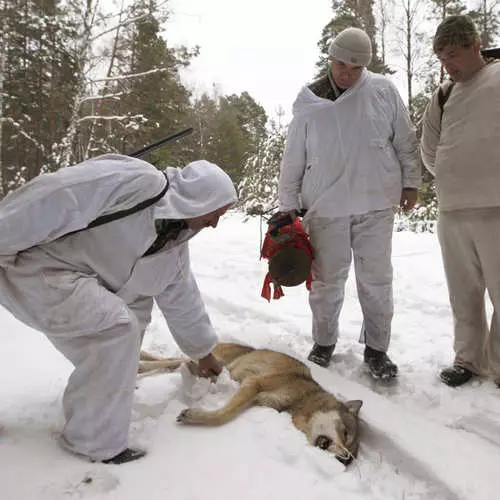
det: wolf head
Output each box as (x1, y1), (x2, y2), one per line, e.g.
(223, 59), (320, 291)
(308, 399), (363, 465)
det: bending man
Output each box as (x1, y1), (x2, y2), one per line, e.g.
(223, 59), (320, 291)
(0, 154), (237, 463)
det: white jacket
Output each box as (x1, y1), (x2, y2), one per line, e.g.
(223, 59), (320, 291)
(279, 70), (420, 219)
(0, 155), (237, 359)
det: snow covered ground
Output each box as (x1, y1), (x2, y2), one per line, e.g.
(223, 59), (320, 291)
(2, 211), (500, 500)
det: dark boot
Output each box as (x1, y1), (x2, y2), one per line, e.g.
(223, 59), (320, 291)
(364, 346), (398, 380)
(440, 364), (474, 387)
(101, 448), (146, 464)
(308, 343), (335, 367)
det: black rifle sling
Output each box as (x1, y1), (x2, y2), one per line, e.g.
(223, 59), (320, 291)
(438, 82), (454, 123)
(65, 171), (169, 237)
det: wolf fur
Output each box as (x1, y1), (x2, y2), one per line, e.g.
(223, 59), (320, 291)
(139, 342), (363, 465)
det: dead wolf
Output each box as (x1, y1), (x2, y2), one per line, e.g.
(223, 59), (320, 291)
(139, 342), (363, 465)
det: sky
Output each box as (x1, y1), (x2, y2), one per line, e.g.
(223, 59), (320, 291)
(2, 212), (500, 500)
(162, 0), (500, 121)
(164, 0), (334, 120)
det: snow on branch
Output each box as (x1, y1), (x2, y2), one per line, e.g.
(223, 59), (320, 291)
(90, 13), (151, 42)
(0, 117), (45, 153)
(92, 67), (169, 82)
(90, 2), (170, 44)
(77, 114), (146, 123)
(79, 91), (128, 104)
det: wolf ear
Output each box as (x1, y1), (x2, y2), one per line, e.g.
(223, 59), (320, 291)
(345, 400), (363, 416)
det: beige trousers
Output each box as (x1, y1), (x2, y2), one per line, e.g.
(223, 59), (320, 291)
(438, 207), (500, 381)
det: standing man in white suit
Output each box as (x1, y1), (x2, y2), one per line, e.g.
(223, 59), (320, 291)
(278, 28), (420, 377)
(0, 154), (237, 463)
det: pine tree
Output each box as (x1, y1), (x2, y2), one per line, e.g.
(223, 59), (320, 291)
(94, 0), (195, 167)
(468, 0), (500, 49)
(189, 90), (268, 186)
(208, 98), (248, 186)
(315, 0), (391, 78)
(224, 91), (267, 158)
(238, 115), (287, 215)
(0, 0), (79, 192)
(398, 0), (468, 233)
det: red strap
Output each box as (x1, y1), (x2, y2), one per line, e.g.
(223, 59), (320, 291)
(261, 273), (285, 302)
(261, 273), (272, 302)
(273, 284), (284, 300)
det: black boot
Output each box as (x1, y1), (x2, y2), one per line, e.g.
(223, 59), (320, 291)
(364, 346), (398, 380)
(440, 364), (474, 387)
(308, 343), (335, 367)
(101, 448), (146, 464)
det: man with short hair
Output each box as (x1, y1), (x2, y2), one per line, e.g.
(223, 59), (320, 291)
(421, 15), (500, 388)
(278, 27), (420, 378)
(0, 154), (237, 462)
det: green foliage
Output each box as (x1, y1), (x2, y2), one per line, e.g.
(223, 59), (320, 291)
(428, 0), (467, 21)
(468, 2), (500, 49)
(1, 0), (79, 190)
(225, 91), (267, 155)
(188, 91), (268, 187)
(207, 99), (248, 186)
(2, 0), (498, 227)
(315, 0), (391, 78)
(87, 0), (195, 167)
(395, 182), (438, 233)
(0, 0), (268, 193)
(238, 117), (286, 214)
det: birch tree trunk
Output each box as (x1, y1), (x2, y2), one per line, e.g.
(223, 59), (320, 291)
(55, 0), (100, 169)
(84, 0), (126, 158)
(0, 0), (6, 195)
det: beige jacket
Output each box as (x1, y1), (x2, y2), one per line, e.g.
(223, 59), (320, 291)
(421, 61), (500, 211)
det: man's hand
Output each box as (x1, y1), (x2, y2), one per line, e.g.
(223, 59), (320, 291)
(268, 210), (298, 235)
(400, 188), (418, 213)
(197, 352), (222, 379)
(282, 210), (298, 221)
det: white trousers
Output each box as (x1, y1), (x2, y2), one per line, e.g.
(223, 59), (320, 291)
(438, 208), (500, 381)
(307, 209), (394, 351)
(0, 247), (158, 461)
(48, 295), (153, 461)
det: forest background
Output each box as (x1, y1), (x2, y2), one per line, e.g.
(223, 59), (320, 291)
(0, 0), (499, 231)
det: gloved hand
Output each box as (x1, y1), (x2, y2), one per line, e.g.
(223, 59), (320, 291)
(268, 210), (298, 236)
(197, 352), (222, 379)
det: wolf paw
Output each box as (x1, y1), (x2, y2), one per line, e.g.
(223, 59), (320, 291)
(176, 408), (203, 424)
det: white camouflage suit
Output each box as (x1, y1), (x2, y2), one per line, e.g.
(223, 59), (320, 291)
(279, 69), (420, 351)
(0, 154), (237, 460)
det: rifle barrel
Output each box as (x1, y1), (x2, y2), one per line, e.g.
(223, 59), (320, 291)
(128, 127), (194, 158)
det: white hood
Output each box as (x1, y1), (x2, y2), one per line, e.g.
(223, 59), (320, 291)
(291, 69), (370, 118)
(155, 160), (238, 219)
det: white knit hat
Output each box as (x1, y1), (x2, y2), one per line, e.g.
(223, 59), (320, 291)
(328, 27), (372, 67)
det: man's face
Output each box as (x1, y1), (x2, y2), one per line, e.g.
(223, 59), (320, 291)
(186, 203), (232, 231)
(436, 42), (481, 82)
(330, 58), (364, 89)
